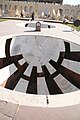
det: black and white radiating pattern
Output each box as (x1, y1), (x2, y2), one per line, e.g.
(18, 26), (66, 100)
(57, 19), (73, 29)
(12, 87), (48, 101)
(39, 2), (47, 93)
(0, 35), (80, 95)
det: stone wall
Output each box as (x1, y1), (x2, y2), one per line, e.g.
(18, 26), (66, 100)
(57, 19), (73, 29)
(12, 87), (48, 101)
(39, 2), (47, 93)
(0, 0), (80, 20)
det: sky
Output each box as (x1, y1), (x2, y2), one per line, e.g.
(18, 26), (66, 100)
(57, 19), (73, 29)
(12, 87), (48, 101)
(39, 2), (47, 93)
(63, 0), (80, 5)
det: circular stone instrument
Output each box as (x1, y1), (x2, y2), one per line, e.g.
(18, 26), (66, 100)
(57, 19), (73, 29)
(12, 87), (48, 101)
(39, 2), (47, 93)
(0, 35), (79, 95)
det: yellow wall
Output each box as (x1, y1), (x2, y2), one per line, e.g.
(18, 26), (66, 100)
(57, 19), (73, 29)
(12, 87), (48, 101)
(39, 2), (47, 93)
(0, 0), (80, 20)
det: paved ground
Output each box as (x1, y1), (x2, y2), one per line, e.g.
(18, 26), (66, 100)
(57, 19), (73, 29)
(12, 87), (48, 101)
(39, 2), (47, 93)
(0, 19), (80, 43)
(0, 20), (80, 120)
(0, 99), (80, 120)
(0, 20), (26, 36)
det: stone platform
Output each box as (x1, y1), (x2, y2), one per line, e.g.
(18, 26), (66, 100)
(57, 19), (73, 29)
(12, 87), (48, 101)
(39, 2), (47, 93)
(0, 20), (80, 119)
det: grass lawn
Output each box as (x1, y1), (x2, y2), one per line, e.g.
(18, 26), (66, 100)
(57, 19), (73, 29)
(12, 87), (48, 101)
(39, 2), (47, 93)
(0, 18), (8, 22)
(67, 23), (80, 31)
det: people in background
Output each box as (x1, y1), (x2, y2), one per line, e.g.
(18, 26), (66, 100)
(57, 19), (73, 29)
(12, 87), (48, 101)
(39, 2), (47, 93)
(31, 12), (34, 21)
(20, 11), (23, 18)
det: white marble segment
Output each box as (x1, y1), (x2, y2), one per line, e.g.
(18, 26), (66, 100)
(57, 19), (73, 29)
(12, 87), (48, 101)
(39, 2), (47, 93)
(0, 36), (7, 57)
(55, 74), (79, 93)
(70, 42), (80, 51)
(0, 66), (10, 85)
(0, 64), (17, 85)
(37, 66), (42, 73)
(37, 77), (49, 95)
(46, 63), (56, 74)
(23, 64), (32, 77)
(62, 59), (80, 74)
(10, 35), (65, 67)
(18, 58), (26, 65)
(14, 78), (28, 93)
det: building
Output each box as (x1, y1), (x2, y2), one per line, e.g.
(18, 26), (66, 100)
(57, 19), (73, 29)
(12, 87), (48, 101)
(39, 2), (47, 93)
(0, 0), (80, 20)
(8, 0), (63, 4)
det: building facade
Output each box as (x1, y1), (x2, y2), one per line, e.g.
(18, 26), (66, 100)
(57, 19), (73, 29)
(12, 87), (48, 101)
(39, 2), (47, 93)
(7, 0), (63, 4)
(0, 0), (80, 21)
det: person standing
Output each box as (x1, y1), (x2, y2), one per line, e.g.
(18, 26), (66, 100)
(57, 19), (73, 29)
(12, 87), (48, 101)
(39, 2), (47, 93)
(31, 12), (34, 21)
(20, 11), (23, 18)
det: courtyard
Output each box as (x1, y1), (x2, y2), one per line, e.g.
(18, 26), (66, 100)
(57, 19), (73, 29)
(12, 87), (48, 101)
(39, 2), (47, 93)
(0, 18), (80, 119)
